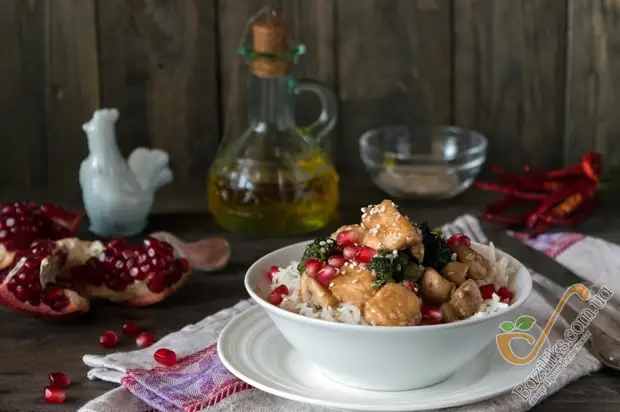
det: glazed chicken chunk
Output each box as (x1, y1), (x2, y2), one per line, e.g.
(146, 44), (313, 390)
(361, 200), (422, 250)
(331, 224), (383, 250)
(364, 283), (421, 326)
(453, 245), (493, 281)
(330, 262), (377, 309)
(300, 274), (339, 310)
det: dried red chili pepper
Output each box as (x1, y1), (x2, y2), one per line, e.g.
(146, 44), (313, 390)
(473, 182), (549, 201)
(522, 152), (602, 182)
(538, 192), (599, 226)
(488, 165), (553, 193)
(526, 182), (598, 229)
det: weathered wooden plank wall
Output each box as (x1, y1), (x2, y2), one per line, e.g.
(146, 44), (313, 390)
(0, 0), (619, 212)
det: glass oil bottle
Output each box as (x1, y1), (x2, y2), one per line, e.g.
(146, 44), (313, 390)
(208, 9), (339, 235)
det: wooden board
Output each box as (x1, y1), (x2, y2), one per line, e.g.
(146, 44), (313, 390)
(565, 0), (620, 167)
(46, 0), (100, 199)
(336, 0), (452, 175)
(96, 0), (220, 211)
(454, 0), (567, 171)
(0, 0), (48, 188)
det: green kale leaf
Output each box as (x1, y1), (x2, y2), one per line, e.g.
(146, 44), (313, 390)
(418, 221), (453, 272)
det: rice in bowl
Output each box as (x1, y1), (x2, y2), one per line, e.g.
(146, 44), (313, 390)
(269, 241), (517, 326)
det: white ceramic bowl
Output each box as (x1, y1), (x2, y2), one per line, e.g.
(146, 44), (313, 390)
(244, 241), (532, 391)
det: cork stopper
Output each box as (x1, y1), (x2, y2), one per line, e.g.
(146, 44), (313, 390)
(250, 9), (292, 77)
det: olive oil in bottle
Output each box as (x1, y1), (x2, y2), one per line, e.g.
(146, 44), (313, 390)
(208, 10), (339, 235)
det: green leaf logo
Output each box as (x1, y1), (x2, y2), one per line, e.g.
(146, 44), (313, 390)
(499, 321), (515, 332)
(515, 315), (536, 331)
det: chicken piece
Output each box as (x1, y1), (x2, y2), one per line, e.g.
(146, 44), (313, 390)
(440, 302), (457, 323)
(449, 279), (484, 319)
(364, 283), (421, 326)
(441, 261), (469, 286)
(331, 224), (383, 250)
(330, 263), (378, 309)
(419, 268), (456, 306)
(300, 274), (339, 310)
(410, 243), (425, 263)
(453, 245), (493, 280)
(361, 200), (422, 250)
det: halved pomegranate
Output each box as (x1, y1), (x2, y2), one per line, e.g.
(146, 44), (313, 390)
(0, 240), (89, 318)
(0, 202), (192, 318)
(78, 237), (191, 307)
(0, 202), (82, 271)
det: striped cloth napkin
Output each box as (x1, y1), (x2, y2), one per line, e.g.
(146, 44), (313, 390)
(80, 214), (619, 412)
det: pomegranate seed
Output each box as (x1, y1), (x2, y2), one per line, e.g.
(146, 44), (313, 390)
(336, 229), (360, 247)
(327, 255), (346, 268)
(99, 331), (119, 349)
(147, 273), (166, 293)
(44, 386), (66, 404)
(342, 246), (359, 260)
(122, 322), (140, 337)
(136, 332), (157, 349)
(497, 287), (514, 303)
(267, 285), (289, 306)
(48, 372), (70, 388)
(50, 295), (70, 311)
(179, 257), (189, 272)
(154, 348), (177, 366)
(304, 259), (323, 277)
(267, 265), (280, 282)
(421, 304), (443, 324)
(479, 284), (496, 300)
(418, 319), (435, 326)
(355, 246), (377, 263)
(316, 265), (337, 287)
(447, 234), (471, 247)
(401, 280), (418, 294)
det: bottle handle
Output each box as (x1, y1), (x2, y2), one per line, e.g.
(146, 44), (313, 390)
(294, 79), (338, 143)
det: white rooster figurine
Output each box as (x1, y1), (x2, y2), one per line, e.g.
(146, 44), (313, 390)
(79, 108), (173, 236)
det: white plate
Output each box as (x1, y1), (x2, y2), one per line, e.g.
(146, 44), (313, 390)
(218, 306), (548, 411)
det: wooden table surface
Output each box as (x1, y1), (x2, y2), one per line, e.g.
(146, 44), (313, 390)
(1, 182), (619, 412)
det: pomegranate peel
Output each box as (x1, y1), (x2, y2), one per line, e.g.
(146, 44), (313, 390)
(149, 231), (230, 272)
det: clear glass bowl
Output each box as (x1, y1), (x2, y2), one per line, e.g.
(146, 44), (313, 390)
(359, 125), (487, 199)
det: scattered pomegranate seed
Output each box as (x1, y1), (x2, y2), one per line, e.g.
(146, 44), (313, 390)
(44, 386), (66, 404)
(497, 287), (514, 303)
(447, 234), (471, 247)
(401, 280), (418, 294)
(136, 332), (157, 349)
(266, 266), (280, 282)
(355, 246), (377, 263)
(316, 265), (337, 287)
(48, 372), (70, 388)
(99, 330), (119, 349)
(336, 229), (359, 247)
(342, 245), (359, 260)
(154, 348), (177, 366)
(479, 284), (496, 300)
(121, 322), (140, 337)
(267, 285), (289, 306)
(304, 259), (323, 277)
(327, 255), (346, 268)
(421, 304), (443, 324)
